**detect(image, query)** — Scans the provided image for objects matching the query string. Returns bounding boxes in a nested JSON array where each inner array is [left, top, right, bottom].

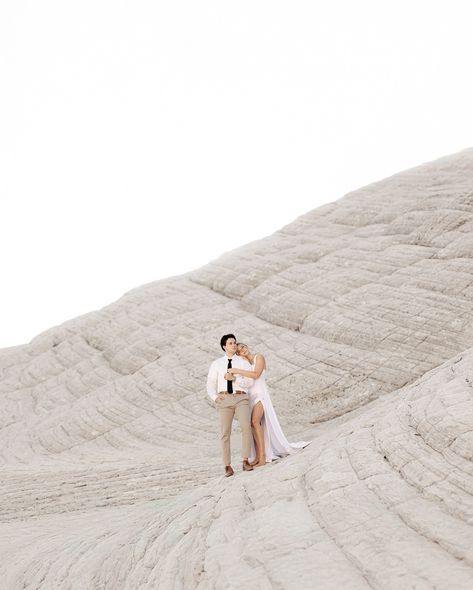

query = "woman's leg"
[[251, 402, 266, 467]]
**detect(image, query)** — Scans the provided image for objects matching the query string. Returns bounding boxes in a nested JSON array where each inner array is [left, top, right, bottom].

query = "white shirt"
[[206, 355, 254, 402]]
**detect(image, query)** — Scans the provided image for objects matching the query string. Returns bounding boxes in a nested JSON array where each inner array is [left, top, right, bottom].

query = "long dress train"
[[248, 355, 310, 463]]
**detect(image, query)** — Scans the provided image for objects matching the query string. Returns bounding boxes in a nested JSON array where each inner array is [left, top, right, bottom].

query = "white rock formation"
[[1, 148, 473, 588]]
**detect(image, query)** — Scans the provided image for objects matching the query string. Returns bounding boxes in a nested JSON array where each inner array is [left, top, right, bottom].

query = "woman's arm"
[[230, 355, 265, 379]]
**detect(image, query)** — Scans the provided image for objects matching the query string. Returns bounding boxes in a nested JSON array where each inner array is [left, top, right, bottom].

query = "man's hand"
[[216, 393, 225, 402]]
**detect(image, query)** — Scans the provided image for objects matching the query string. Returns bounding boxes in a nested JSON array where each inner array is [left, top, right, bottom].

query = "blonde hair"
[[236, 342, 248, 354]]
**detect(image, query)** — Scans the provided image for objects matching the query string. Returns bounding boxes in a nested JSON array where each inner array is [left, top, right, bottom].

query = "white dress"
[[248, 354, 310, 463]]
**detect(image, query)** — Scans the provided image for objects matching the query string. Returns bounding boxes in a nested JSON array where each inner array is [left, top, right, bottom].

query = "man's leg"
[[234, 397, 252, 461], [219, 399, 234, 467]]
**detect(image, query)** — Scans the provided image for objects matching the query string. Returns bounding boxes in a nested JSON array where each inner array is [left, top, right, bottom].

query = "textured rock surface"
[[1, 148, 473, 588]]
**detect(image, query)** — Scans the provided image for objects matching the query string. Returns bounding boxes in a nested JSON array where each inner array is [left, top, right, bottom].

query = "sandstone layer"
[[1, 148, 473, 589]]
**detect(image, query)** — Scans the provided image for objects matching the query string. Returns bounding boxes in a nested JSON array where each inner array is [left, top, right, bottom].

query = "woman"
[[229, 343, 309, 467]]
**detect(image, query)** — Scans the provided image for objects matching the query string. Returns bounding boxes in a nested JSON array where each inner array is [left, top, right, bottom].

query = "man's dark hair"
[[220, 333, 236, 351]]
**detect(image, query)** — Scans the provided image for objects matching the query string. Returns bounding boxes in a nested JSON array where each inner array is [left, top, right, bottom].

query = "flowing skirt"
[[248, 384, 310, 463]]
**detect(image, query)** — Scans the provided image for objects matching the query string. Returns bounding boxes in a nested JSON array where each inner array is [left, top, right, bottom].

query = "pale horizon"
[[2, 0, 473, 348]]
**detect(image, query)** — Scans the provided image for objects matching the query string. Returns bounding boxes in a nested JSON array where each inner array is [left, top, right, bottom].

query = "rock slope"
[[1, 148, 473, 588]]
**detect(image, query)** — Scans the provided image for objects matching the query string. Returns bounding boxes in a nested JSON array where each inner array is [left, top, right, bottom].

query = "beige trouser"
[[216, 393, 252, 466]]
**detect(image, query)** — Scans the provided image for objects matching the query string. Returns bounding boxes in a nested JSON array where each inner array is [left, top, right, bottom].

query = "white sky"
[[1, 1, 473, 348]]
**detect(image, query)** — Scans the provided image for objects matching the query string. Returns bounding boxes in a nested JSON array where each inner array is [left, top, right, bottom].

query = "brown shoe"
[[224, 465, 234, 477], [242, 460, 254, 472]]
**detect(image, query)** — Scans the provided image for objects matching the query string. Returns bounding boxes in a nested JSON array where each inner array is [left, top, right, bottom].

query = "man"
[[207, 334, 254, 476]]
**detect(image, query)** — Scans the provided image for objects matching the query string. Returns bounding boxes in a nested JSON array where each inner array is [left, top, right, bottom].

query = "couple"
[[206, 333, 309, 477]]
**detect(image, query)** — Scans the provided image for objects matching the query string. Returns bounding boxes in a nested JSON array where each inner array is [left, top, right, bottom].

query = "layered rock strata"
[[1, 148, 473, 588]]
